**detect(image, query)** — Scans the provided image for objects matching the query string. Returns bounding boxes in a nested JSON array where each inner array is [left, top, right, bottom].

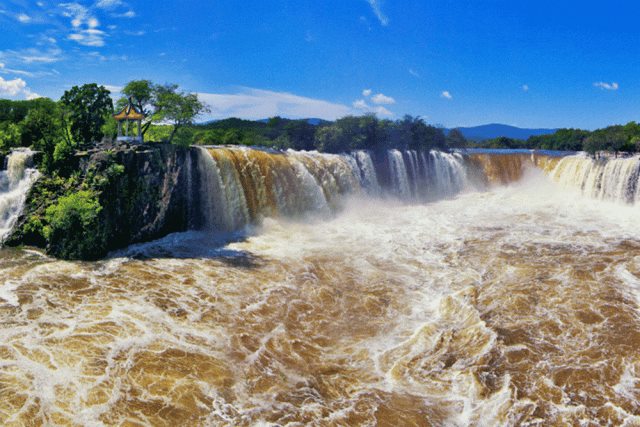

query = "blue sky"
[[0, 0, 638, 129]]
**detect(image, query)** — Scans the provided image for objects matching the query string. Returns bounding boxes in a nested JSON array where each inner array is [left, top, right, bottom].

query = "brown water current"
[[1, 151, 640, 426]]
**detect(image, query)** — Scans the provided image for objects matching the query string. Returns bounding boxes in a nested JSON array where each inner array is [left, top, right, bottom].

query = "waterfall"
[[388, 149, 412, 199], [190, 146, 481, 233], [550, 154, 640, 204], [428, 151, 469, 198], [0, 149, 39, 241], [351, 150, 381, 195]]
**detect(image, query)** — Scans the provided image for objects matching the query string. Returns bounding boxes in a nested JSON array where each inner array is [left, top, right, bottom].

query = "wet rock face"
[[6, 143, 201, 259], [96, 144, 193, 250]]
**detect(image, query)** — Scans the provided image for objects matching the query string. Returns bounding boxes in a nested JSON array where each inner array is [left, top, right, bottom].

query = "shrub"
[[43, 190, 106, 259]]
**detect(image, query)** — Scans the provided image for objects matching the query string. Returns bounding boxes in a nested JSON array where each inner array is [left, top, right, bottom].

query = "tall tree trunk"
[[168, 124, 181, 144]]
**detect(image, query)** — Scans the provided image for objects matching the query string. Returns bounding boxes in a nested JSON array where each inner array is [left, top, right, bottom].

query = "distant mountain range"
[[450, 124, 558, 141]]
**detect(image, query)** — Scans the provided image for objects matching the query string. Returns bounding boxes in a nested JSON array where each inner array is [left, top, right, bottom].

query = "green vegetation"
[[188, 114, 454, 153], [477, 123, 640, 155], [43, 190, 106, 260], [118, 80, 210, 144], [60, 83, 113, 146]]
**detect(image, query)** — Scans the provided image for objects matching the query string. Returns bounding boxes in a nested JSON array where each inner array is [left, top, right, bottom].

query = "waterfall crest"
[[191, 146, 480, 233], [0, 149, 39, 241], [550, 154, 640, 204]]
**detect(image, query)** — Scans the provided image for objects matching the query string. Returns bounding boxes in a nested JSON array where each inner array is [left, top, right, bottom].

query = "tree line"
[[477, 123, 640, 155], [187, 115, 467, 153]]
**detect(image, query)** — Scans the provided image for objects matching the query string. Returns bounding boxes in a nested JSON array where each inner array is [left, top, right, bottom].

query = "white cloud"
[[367, 0, 389, 26], [0, 76, 40, 99], [61, 2, 89, 23], [0, 47, 63, 64], [522, 84, 529, 92], [362, 89, 372, 97], [198, 88, 353, 121], [0, 61, 55, 78], [17, 13, 31, 23], [60, 2, 107, 46], [441, 90, 452, 99], [353, 99, 369, 109], [25, 89, 42, 100], [103, 84, 123, 97], [594, 81, 619, 91], [68, 29, 106, 47], [371, 93, 395, 105], [0, 76, 26, 96], [409, 68, 420, 78], [352, 98, 393, 116], [117, 10, 135, 18], [95, 0, 123, 9]]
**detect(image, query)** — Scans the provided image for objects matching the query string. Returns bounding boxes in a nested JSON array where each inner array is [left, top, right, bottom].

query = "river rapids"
[[1, 148, 640, 426]]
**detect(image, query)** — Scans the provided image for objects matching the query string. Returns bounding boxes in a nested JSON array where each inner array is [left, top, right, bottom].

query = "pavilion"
[[113, 98, 145, 143]]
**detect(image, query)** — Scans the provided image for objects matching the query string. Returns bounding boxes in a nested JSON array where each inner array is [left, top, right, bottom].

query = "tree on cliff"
[[120, 80, 155, 136], [118, 80, 209, 144], [154, 84, 209, 144], [60, 84, 113, 146], [20, 100, 64, 172]]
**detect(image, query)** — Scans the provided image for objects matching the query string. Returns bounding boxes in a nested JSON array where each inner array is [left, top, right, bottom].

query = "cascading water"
[[0, 149, 39, 241], [5, 147, 640, 426], [191, 146, 478, 233], [551, 154, 640, 204]]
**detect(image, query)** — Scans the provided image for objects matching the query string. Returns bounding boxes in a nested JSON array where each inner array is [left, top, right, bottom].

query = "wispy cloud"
[[0, 47, 63, 64], [522, 84, 529, 92], [124, 30, 145, 36], [0, 61, 55, 77], [594, 81, 619, 91], [115, 10, 135, 18], [441, 90, 452, 99], [371, 93, 395, 105], [0, 76, 40, 99], [362, 88, 372, 97], [366, 0, 388, 26], [197, 88, 353, 121], [60, 2, 108, 46], [95, 0, 124, 8], [408, 68, 420, 78]]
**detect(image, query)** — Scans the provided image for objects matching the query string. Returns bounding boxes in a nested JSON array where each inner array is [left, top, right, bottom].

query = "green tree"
[[283, 120, 316, 150], [154, 84, 209, 144], [0, 122, 22, 151], [583, 133, 606, 157], [120, 79, 155, 136], [60, 84, 113, 146], [314, 125, 346, 153], [20, 102, 64, 172], [446, 128, 467, 149]]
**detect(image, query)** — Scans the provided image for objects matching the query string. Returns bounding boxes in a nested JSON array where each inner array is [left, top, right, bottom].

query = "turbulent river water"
[[1, 148, 640, 426]]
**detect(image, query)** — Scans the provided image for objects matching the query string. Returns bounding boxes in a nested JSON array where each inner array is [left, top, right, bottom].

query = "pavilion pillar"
[[117, 121, 122, 138], [138, 119, 142, 141]]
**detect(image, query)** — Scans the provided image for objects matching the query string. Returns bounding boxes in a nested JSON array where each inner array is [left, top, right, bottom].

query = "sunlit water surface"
[[1, 170, 640, 426]]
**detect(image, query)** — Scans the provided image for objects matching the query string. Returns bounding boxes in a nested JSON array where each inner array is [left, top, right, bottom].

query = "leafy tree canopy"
[[60, 84, 113, 146]]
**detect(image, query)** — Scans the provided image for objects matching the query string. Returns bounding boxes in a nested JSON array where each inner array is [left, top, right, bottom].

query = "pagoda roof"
[[113, 99, 144, 121]]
